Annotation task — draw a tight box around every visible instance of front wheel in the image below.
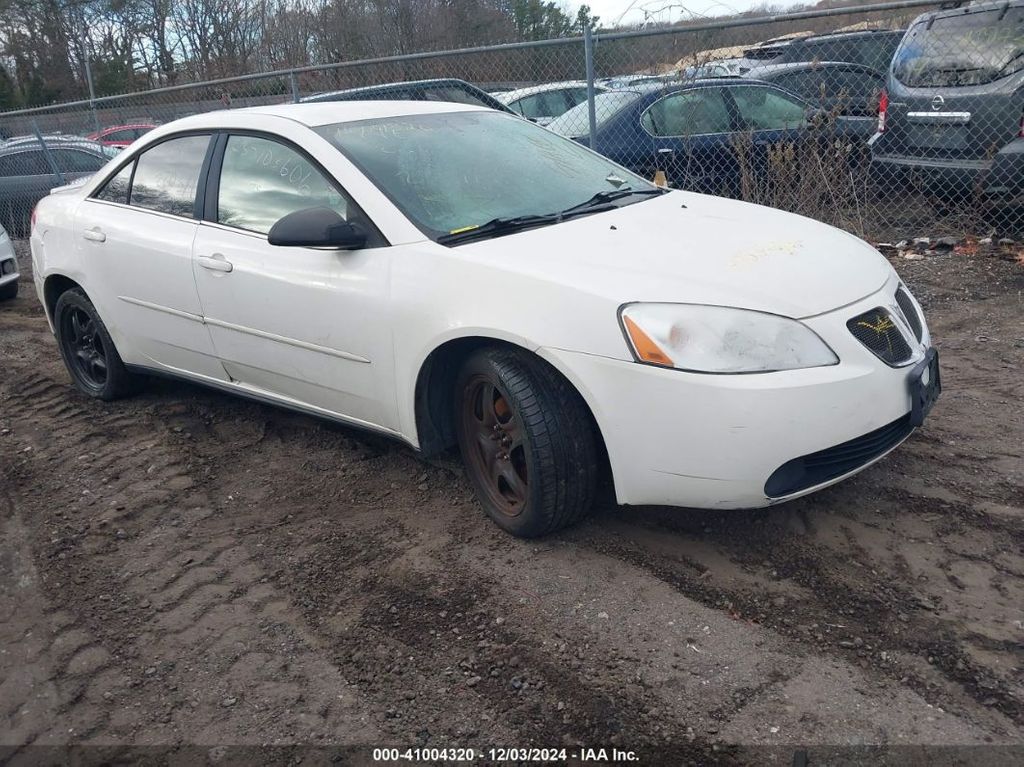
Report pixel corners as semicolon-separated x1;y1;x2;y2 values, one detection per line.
54;287;139;400
0;280;17;301
454;347;598;538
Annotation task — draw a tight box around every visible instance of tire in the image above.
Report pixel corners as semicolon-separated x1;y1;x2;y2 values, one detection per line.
454;347;598;538
54;287;139;400
0;280;16;301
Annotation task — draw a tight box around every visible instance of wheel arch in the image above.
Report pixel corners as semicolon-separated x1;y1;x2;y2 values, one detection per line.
412;334;614;495
42;273;84;328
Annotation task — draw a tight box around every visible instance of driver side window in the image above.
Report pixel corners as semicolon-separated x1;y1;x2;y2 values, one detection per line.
216;135;351;235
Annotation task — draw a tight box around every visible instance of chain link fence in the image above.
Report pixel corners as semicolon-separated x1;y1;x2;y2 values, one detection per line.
1;0;1021;243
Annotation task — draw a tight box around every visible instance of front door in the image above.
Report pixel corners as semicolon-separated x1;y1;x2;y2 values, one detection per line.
191;132;397;431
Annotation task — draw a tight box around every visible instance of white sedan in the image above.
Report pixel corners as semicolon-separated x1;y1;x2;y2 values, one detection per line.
30;102;940;537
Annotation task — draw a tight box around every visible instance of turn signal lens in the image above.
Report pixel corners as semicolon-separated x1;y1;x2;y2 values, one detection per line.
622;315;673;367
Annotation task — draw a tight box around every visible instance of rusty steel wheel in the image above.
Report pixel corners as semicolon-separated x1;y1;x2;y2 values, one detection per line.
454;347;599;538
459;375;530;517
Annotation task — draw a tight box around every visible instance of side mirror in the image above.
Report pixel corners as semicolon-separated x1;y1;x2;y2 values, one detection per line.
268;207;367;249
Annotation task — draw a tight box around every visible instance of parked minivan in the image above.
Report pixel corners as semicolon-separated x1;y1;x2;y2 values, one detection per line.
869;0;1023;203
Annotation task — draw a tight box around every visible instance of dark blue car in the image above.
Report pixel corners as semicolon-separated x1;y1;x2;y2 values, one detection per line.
548;78;858;196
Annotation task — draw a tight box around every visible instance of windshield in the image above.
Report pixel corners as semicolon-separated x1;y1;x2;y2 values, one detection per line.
317;111;655;239
893;6;1024;87
547;90;642;137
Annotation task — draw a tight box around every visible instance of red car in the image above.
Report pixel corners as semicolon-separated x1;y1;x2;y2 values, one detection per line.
86;123;156;149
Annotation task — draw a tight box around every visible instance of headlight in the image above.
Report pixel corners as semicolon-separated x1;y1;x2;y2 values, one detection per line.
619;303;839;373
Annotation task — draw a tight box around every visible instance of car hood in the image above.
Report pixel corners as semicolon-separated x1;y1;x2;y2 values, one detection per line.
460;191;892;318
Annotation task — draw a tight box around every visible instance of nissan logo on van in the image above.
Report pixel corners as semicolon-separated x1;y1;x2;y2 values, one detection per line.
931;95;945;111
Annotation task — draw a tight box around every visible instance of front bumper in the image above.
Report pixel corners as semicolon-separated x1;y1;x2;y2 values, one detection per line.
544;277;932;509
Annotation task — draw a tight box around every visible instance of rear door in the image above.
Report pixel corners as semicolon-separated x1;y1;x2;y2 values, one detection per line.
887;4;1024;161
78;133;224;379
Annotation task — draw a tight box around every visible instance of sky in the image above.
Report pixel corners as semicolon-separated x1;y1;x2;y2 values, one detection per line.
574;0;774;26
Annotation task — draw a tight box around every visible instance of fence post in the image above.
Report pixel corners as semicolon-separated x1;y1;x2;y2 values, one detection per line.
290;71;301;103
80;28;101;134
583;25;598;152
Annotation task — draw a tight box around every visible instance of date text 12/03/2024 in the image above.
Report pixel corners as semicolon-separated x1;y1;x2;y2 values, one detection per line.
372;747;640;762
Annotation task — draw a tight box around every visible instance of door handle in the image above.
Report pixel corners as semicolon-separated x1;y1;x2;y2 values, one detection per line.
197;254;233;273
82;227;106;242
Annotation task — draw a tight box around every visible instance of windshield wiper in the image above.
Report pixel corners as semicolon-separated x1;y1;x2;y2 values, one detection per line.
559;186;666;218
437;213;560;245
438;187;667;246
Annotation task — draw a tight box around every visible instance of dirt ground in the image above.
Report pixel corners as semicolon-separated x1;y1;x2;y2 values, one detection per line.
1;238;1022;765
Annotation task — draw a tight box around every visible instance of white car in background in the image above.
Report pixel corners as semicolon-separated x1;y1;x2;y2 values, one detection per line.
30;102;940;537
0;224;18;300
496;81;607;125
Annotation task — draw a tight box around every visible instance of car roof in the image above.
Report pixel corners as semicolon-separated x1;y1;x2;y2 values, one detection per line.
912;0;1020;23
496;81;590;102
168;100;489;131
301;77;489;102
749;61;882;76
631;76;755;91
798;28;903;42
99;123;157;131
0;136;107;153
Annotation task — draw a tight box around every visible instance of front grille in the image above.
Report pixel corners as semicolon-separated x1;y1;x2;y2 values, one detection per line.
764;414;914;498
847;308;913;365
895;286;923;342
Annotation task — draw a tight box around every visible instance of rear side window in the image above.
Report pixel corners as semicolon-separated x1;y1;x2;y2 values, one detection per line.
894;7;1024;87
216;134;351;235
130;135;209;218
774;69;882;115
95;163;134;204
547;90;642;137
511;90;570;119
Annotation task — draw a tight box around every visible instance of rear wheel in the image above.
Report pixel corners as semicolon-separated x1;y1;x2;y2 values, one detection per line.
454;347;598;538
54;288;139;400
